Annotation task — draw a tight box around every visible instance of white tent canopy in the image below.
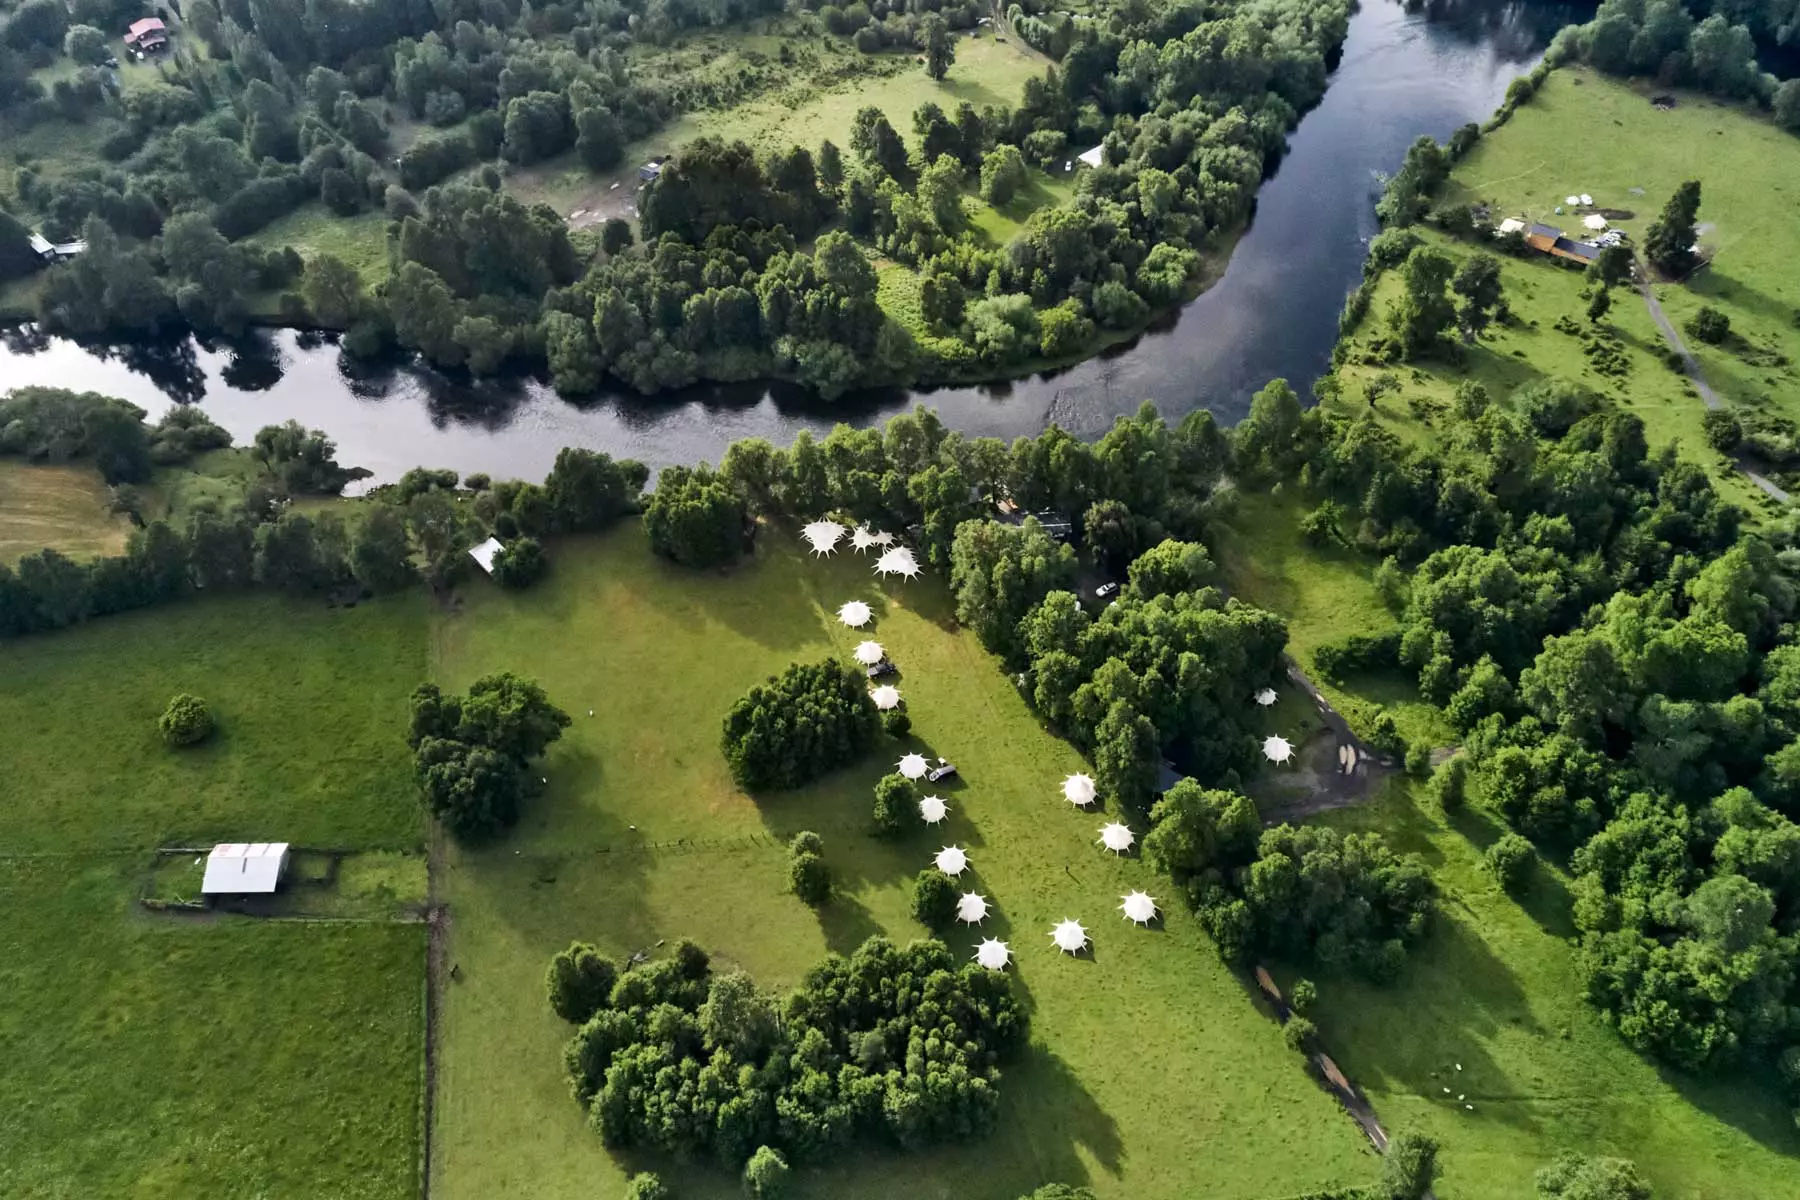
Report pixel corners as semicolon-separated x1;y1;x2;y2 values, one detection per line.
851;527;894;552
1062;773;1097;807
1119;890;1159;925
1049;918;1090;954
853;640;886;665
874;547;922;579
1583;214;1608;231
1263;735;1295;764
1098;822;1135;854
469;536;504;575
919;795;950;824
802;520;846;555
837;600;872;627
1580;192;1593;206
956;892;990;924
871;685;902;710
934;845;969;875
974;938;1012;970
898;752;929;779
1565;194;1581;206
1254;687;1278;707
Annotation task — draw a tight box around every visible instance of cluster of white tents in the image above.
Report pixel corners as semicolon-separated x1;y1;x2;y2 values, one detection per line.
795;519;1294;971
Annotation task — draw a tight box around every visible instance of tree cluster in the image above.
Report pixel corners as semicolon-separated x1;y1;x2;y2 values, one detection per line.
406;672;571;841
721;658;882;790
553;935;1027;1166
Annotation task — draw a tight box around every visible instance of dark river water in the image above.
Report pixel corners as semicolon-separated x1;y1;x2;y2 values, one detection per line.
0;0;1584;485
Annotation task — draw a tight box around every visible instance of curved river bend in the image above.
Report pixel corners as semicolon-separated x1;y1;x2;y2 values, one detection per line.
0;0;1582;485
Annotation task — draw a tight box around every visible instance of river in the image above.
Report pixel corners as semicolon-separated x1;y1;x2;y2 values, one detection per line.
0;0;1584;486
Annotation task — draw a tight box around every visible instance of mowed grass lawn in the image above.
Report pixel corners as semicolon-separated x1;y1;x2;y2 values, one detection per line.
430;521;1378;1200
1216;492;1800;1198
1443;68;1800;432
0;460;133;564
0;858;426;1200
0;591;432;1198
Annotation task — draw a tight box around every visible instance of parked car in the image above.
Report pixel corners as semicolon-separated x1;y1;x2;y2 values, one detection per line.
866;659;897;679
926;758;958;783
1095;582;1119;598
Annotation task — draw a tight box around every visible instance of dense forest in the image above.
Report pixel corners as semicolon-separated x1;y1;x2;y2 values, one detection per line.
1;0;1355;395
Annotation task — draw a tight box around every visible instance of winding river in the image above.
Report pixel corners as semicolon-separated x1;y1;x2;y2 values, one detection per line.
0;0;1584;485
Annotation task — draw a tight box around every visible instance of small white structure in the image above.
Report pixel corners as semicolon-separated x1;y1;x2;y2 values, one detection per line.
854;640;886;665
1582;214;1609;231
1565;194;1581;206
202;842;290;895
1049;918;1090;955
1119;890;1159;925
1076;144;1106;169
871;685;902;711
469;536;504;575
851;527;893;553
1495;217;1526;235
874;546;922;579
802;520;846;555
1098;822;1135;854
898;752;930;779
29;232;86;262
974;938;1012;970
934;845;969;875
837;600;873;628
1263;735;1295;764
1062;773;1097;807
956;892;990;924
919;795;950;824
1254;687;1278;707
1579;193;1593;206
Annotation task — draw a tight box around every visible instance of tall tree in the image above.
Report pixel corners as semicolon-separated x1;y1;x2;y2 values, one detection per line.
922;15;955;81
1644;180;1701;278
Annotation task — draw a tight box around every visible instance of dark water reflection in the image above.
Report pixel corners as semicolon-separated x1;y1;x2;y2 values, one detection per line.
0;0;1585;486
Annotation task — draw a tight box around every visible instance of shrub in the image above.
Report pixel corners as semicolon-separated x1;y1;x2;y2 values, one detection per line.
492;536;548;588
743;1146;788;1198
624;1172;669;1200
1283;1015;1317;1052
1289;978;1317;1015
789;851;830;904
1429;755;1467;812
546;942;620;1024
1382;1129;1439;1200
1313;631;1401;681
1702;408;1743;453
788;830;823;857
159;693;215;747
721;659;881;791
910;868;959;930
1484;832;1534;893
1687;306;1730;345
882;709;912;738
872;772;917;836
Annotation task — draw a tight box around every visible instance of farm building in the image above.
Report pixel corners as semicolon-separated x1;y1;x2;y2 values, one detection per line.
28;233;86;262
469;536;504;575
124;17;168;53
1507;221;1603;265
201;843;290;896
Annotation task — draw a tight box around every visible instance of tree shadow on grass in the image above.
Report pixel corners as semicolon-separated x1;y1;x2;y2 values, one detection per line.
815;888;884;957
1663;1058;1800;1158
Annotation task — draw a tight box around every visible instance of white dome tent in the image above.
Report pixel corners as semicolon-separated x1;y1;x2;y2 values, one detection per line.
853;640;886;665
1062;773;1097;807
1583;213;1609;231
874;547;923;579
1254;688;1278;707
974;938;1011;970
934;845;969;875
919;795;950;824
1262;735;1295;764
802;520;846;556
1049;918;1090;955
870;685;902;711
1097;822;1135;854
836;600;872;628
955;892;990;924
1119;891;1159;925
897;752;929;780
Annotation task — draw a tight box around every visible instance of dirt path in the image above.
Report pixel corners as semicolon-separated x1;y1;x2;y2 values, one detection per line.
1636;279;1791;503
1254;658;1392;825
990;0;1055;67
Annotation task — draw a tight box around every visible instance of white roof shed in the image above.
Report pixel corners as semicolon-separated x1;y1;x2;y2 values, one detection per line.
1076;144;1106;169
469;536;504;575
202;842;291;895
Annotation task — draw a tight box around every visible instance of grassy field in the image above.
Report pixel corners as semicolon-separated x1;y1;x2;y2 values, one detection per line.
430;521;1378;1200
244;206;392;290
0;460;132;563
1213;489;1800;1198
0;588;430;1198
1348;67;1800;509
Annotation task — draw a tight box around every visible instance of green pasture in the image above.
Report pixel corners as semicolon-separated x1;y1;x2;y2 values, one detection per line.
1443;68;1800;438
429;521;1378;1200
